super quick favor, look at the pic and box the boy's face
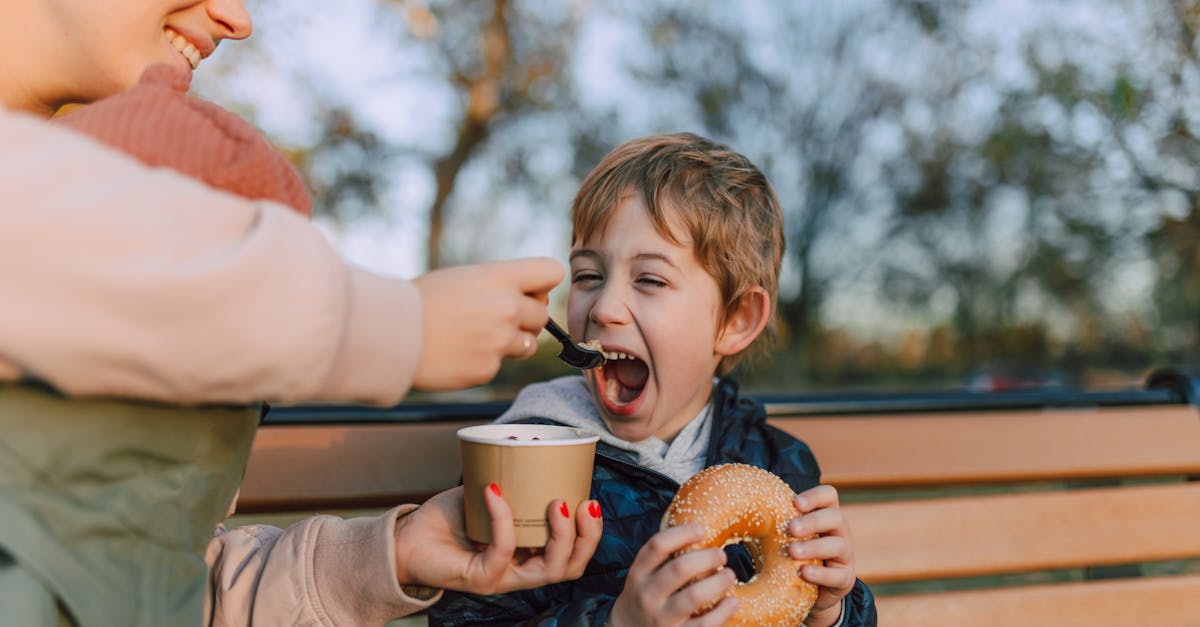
[568,193,728,443]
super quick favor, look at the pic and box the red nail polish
[560,502,570,518]
[489,483,502,497]
[588,501,601,518]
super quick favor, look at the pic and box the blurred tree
[301,107,391,224]
[382,0,588,269]
[195,0,1200,393]
[869,0,1200,382]
[1144,1,1200,362]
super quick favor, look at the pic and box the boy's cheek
[582,369,600,394]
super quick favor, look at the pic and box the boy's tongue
[608,358,649,404]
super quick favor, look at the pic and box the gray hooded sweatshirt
[494,376,713,484]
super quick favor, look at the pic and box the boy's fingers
[788,508,845,538]
[800,563,856,591]
[630,524,704,577]
[664,567,736,620]
[644,547,727,602]
[794,484,839,513]
[788,535,850,563]
[686,595,739,627]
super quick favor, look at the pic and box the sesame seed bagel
[661,463,819,626]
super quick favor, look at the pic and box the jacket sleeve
[205,505,443,626]
[837,579,878,627]
[0,109,421,406]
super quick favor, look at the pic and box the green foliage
[1108,75,1142,120]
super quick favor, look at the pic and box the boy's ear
[715,287,770,357]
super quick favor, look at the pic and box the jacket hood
[494,375,712,484]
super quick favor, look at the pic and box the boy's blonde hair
[571,132,786,375]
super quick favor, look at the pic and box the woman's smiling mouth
[163,27,203,69]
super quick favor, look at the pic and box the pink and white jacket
[0,107,441,625]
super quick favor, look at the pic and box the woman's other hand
[393,484,602,595]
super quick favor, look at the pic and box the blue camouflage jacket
[429,379,878,626]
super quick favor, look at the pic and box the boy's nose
[588,285,632,326]
[206,0,253,40]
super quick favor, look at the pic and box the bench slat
[777,406,1200,488]
[238,406,1200,512]
[238,421,478,512]
[848,482,1200,582]
[877,574,1200,627]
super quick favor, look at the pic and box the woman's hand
[609,524,739,627]
[787,484,856,627]
[412,257,563,391]
[393,484,602,595]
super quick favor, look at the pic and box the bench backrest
[239,390,1200,626]
[781,405,1200,625]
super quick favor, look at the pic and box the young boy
[430,133,877,626]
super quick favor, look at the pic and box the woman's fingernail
[488,483,502,497]
[560,502,570,518]
[588,501,602,518]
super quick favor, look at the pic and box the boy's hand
[610,524,739,627]
[393,485,602,595]
[787,485,856,627]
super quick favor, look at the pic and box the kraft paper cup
[458,424,599,547]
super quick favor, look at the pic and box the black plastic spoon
[544,318,606,370]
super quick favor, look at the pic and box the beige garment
[207,507,442,626]
[0,107,421,407]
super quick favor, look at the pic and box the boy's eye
[572,271,603,284]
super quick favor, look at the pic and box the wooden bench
[238,370,1200,626]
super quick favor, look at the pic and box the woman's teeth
[164,28,201,69]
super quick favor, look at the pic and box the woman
[0,1,601,625]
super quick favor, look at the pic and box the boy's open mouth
[597,350,649,412]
